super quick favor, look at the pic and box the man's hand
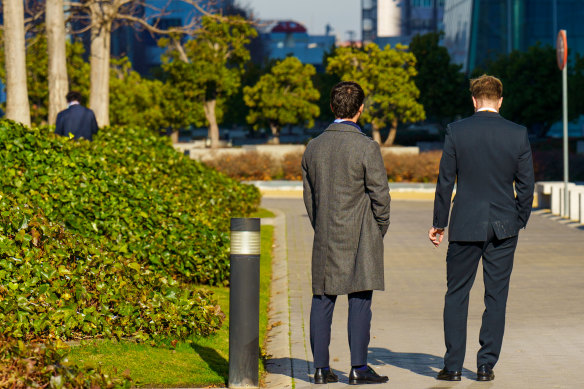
[428,227,445,247]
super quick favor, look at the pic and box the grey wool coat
[302,122,391,295]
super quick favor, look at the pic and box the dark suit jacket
[302,122,391,295]
[55,104,99,141]
[433,111,535,241]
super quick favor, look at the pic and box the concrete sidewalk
[263,198,584,389]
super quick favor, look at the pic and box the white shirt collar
[476,107,498,113]
[68,101,80,108]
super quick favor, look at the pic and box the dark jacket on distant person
[55,104,99,141]
[433,111,535,241]
[302,122,391,295]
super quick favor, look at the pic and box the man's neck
[476,107,498,113]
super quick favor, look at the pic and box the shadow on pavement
[368,347,475,379]
[191,343,228,385]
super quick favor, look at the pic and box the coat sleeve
[514,128,535,228]
[433,125,457,229]
[364,141,391,237]
[90,110,99,136]
[301,151,315,229]
[55,112,64,136]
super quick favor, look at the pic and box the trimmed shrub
[204,151,282,180]
[281,152,303,180]
[204,149,442,183]
[383,151,441,183]
[0,194,223,341]
[0,121,260,284]
[0,336,131,387]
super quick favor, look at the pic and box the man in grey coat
[302,81,391,385]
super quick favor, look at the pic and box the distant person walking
[302,81,391,385]
[429,75,535,381]
[55,91,98,141]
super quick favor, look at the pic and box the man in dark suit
[429,75,535,381]
[55,91,99,141]
[302,81,391,385]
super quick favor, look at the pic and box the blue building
[259,21,335,72]
[444,0,584,72]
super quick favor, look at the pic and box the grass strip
[68,225,274,387]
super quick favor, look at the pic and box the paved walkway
[263,198,584,389]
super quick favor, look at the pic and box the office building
[362,0,445,44]
[258,20,335,72]
[444,0,584,72]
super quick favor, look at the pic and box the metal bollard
[229,218,260,388]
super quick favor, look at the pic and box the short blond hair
[470,74,503,101]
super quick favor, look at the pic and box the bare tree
[2,0,31,126]
[46,0,68,125]
[66,0,216,127]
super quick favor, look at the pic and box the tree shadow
[191,343,229,385]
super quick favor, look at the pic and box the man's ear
[497,97,503,110]
[359,104,364,114]
[472,96,478,111]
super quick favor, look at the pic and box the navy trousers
[310,290,373,368]
[443,226,518,371]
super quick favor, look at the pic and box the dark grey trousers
[443,226,518,371]
[310,290,373,368]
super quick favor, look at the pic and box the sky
[240,0,361,41]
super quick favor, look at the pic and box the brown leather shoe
[477,364,495,381]
[437,368,462,381]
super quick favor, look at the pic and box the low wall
[535,181,584,224]
[174,143,420,161]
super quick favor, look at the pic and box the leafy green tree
[409,32,472,127]
[109,57,174,130]
[161,15,257,148]
[327,43,425,146]
[474,44,563,134]
[243,56,320,144]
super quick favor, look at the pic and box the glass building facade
[444,0,584,72]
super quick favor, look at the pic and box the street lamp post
[557,30,569,217]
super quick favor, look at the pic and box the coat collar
[473,111,501,118]
[324,122,365,134]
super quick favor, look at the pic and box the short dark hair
[330,81,365,119]
[66,91,83,103]
[470,74,503,101]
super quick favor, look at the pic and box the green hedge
[0,121,260,284]
[0,194,223,341]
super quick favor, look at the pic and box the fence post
[229,218,260,388]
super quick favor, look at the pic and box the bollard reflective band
[231,231,260,255]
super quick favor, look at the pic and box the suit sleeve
[514,128,535,228]
[301,151,315,229]
[433,125,457,229]
[55,112,64,136]
[364,141,391,237]
[90,110,99,136]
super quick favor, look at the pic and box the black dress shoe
[314,368,338,384]
[477,364,495,381]
[349,365,389,385]
[437,368,462,381]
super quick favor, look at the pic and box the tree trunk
[89,7,112,127]
[204,99,220,149]
[383,118,398,147]
[269,122,280,144]
[371,122,381,144]
[46,0,69,125]
[3,0,31,126]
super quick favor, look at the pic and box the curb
[263,208,293,388]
